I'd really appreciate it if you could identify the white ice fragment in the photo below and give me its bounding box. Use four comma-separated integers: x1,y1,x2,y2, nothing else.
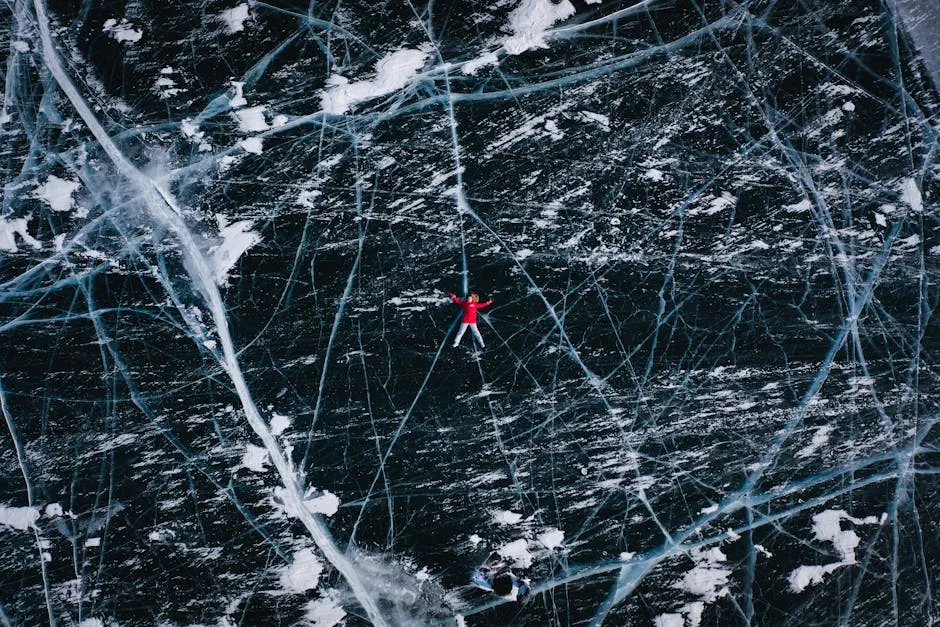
0,505,40,531
491,510,523,525
705,192,736,215
469,534,483,546
700,504,718,515
619,551,635,561
13,40,29,52
842,101,855,112
45,503,63,517
272,486,340,518
784,198,812,213
239,137,263,154
579,110,611,130
497,538,533,568
35,175,81,213
307,490,340,516
321,49,428,115
304,591,345,626
79,620,104,627
788,564,839,593
643,168,664,182
180,118,200,138
230,81,247,108
235,105,270,133
148,528,175,542
462,52,499,75
725,528,740,541
270,413,292,436
537,527,564,550
755,544,773,558
751,239,770,250
242,443,269,472
654,613,684,627
677,561,730,600
796,425,833,458
280,548,324,593
504,0,576,55
208,216,261,286
103,18,143,43
220,4,250,34
516,248,533,260
788,509,881,593
900,178,922,212
84,537,101,548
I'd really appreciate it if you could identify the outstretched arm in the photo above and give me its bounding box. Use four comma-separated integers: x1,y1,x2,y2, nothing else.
448,292,462,304
477,299,493,309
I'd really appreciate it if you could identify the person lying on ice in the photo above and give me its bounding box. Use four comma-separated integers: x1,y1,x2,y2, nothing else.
448,292,493,348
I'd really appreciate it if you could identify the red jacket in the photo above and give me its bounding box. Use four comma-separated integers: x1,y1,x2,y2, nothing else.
449,293,492,323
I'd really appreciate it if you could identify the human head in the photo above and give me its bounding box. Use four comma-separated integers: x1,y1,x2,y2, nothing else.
469,293,479,303
492,573,513,596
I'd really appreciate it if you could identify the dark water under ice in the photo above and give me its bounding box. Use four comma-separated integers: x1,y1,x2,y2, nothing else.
0,0,937,625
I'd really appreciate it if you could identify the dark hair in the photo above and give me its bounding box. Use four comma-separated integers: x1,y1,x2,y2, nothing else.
492,573,514,596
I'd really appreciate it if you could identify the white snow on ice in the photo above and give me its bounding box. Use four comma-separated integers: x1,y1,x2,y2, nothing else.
504,0,577,55
491,509,523,525
304,591,345,626
241,443,269,472
537,527,564,550
270,413,292,436
34,175,80,213
280,548,324,593
209,216,261,286
498,538,533,568
0,216,41,253
0,505,40,531
103,18,143,43
788,509,882,593
321,49,428,115
220,4,250,34
235,106,270,133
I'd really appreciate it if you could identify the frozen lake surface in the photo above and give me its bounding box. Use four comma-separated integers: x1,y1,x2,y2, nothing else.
0,0,937,625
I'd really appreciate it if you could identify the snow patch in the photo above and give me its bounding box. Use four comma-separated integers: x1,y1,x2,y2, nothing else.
0,215,41,253
304,591,345,626
35,175,81,213
654,614,684,627
270,413,292,436
273,486,341,518
0,505,40,531
220,4,250,34
462,52,499,75
239,137,264,154
785,198,813,213
281,548,324,593
241,443,269,472
208,216,261,286
788,509,881,593
235,106,269,133
498,538,533,568
103,18,143,43
504,0,577,55
900,178,922,212
491,510,523,525
321,49,428,115
796,425,833,458
537,527,564,550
